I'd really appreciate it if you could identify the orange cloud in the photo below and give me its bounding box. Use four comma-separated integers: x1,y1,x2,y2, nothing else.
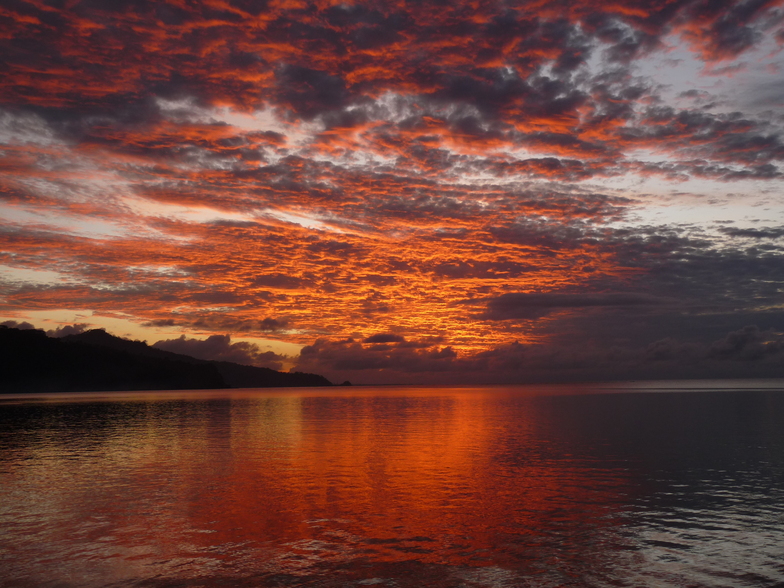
2,0,783,380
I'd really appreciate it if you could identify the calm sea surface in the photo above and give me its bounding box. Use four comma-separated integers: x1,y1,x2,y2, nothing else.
1,382,783,588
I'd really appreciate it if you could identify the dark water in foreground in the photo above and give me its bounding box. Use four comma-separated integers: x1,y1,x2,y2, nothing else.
1,382,783,588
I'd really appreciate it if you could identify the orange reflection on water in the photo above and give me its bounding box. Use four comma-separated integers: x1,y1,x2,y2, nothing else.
0,389,639,587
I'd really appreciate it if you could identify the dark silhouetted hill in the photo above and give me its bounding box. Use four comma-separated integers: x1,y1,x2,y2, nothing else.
209,360,332,388
61,329,333,388
0,326,333,393
0,326,225,393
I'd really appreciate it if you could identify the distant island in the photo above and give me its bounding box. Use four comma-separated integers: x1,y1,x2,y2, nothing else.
0,326,335,393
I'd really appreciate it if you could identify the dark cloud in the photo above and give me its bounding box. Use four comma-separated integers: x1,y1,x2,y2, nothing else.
682,0,777,59
708,325,784,361
482,292,673,320
47,323,90,338
718,226,784,239
644,337,703,363
260,317,288,332
297,337,457,374
252,274,304,290
364,333,406,343
611,229,784,311
153,334,286,370
745,78,784,109
294,322,784,385
142,319,178,327
615,107,784,172
1,320,35,330
488,219,592,252
593,17,659,63
427,259,538,280
276,65,353,120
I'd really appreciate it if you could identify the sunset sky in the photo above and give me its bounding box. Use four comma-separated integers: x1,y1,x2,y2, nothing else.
1,0,783,384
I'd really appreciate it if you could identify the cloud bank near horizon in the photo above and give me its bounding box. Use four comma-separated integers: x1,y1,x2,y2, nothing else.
1,0,783,383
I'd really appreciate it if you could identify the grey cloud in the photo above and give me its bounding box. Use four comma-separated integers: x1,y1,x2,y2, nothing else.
431,68,529,116
718,226,784,239
276,65,353,120
294,322,784,386
260,317,288,332
644,337,703,363
483,292,673,320
481,157,593,180
364,333,405,343
695,0,773,56
297,337,457,373
153,334,286,370
625,107,784,169
305,240,357,256
47,323,90,338
522,131,606,156
745,78,784,108
615,233,784,310
1,320,36,330
428,260,537,280
142,319,178,327
252,274,303,289
719,163,781,180
708,325,784,360
189,290,243,304
489,219,594,253
583,12,661,63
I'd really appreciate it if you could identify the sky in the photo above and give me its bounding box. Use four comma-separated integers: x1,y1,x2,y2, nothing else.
1,0,784,385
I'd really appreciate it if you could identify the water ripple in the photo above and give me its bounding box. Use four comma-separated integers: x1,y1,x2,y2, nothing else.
1,386,783,588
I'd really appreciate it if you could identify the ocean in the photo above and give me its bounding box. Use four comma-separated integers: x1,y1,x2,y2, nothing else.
1,381,783,587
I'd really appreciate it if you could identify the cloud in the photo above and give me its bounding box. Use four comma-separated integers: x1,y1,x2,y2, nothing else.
296,337,458,374
142,319,178,327
47,323,90,338
275,65,353,120
644,337,704,363
1,320,35,330
1,0,784,383
293,323,784,385
259,317,288,332
252,274,304,290
708,325,784,361
482,292,672,320
153,334,287,370
364,333,406,343
677,0,781,61
718,227,784,239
